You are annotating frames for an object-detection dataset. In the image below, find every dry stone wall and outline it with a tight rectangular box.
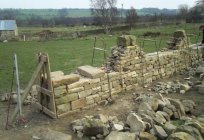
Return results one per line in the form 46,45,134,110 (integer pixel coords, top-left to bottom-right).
51,34,203,117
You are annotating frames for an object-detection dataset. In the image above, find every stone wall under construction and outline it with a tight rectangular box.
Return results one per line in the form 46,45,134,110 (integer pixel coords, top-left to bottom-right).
51,34,203,118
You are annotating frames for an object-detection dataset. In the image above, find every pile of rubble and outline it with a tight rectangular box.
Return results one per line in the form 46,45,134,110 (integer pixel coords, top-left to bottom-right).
0,86,38,105
167,30,188,50
107,34,147,73
151,81,191,94
71,93,204,140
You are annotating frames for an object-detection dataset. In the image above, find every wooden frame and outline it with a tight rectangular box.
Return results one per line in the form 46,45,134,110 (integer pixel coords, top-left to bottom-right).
9,53,57,124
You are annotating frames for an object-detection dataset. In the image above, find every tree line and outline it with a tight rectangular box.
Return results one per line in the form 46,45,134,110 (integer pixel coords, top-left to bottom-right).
0,0,203,31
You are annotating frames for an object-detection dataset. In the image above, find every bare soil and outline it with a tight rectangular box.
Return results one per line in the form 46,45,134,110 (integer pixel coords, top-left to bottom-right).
0,74,204,140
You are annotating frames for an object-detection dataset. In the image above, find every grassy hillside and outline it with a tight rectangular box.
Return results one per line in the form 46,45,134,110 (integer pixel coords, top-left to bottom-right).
0,23,201,92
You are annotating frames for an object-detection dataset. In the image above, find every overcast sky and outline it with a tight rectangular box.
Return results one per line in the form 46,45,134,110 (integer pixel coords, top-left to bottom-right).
0,0,197,9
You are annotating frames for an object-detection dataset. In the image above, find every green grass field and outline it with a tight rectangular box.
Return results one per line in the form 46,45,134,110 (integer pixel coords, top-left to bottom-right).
0,23,202,92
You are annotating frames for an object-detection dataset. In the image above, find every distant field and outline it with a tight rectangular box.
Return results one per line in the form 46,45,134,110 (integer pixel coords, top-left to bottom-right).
15,8,177,19
0,23,202,92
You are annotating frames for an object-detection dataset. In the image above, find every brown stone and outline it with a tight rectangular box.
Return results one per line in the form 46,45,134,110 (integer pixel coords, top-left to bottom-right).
77,65,105,79
139,132,157,140
51,71,64,79
52,74,80,87
78,90,92,98
71,98,87,110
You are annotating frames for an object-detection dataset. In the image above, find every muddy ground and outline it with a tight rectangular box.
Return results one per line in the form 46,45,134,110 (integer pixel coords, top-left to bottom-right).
0,74,204,140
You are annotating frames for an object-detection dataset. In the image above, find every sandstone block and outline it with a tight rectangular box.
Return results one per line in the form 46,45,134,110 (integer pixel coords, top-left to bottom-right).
57,103,71,114
67,93,78,102
71,98,87,110
78,90,92,98
54,86,67,98
52,74,80,87
51,71,64,79
68,87,84,94
77,65,105,79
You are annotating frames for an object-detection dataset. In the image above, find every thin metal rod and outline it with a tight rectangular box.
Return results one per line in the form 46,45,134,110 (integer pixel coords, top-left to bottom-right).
91,37,97,65
10,61,44,123
14,54,22,116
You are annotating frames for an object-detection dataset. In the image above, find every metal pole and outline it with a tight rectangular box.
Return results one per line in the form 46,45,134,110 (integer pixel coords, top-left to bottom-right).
91,37,97,65
14,54,22,116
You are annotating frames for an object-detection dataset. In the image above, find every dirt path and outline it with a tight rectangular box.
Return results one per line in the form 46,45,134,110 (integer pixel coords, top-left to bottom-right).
1,76,204,140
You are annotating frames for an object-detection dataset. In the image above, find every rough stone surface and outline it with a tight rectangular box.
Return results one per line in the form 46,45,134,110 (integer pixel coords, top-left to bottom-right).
167,132,195,140
52,74,80,87
71,98,86,110
139,132,157,140
51,71,64,78
83,119,105,136
175,125,203,140
168,99,185,116
154,125,168,140
77,65,105,79
164,122,177,135
105,131,136,140
126,113,146,133
112,124,123,131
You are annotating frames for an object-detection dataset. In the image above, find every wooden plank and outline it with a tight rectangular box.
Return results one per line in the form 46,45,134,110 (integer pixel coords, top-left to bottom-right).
35,102,57,119
43,53,57,115
10,61,45,123
36,85,52,96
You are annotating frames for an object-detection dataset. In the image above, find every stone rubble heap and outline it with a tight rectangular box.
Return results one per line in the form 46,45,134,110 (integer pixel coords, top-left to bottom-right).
71,93,204,140
0,86,38,105
167,30,188,50
152,81,191,94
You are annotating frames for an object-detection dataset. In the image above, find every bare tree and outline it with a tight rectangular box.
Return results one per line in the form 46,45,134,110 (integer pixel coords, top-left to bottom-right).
90,0,119,33
178,4,189,22
125,7,138,29
196,0,204,6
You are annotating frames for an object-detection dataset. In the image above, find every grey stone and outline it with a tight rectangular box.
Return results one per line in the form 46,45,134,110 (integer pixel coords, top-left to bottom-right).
198,85,204,94
167,132,196,140
185,120,204,138
168,99,185,116
154,125,168,140
139,132,157,140
77,131,83,138
196,66,204,74
83,118,105,136
94,114,109,124
158,111,170,121
138,102,153,112
126,113,146,133
105,131,136,140
112,124,123,131
164,122,177,135
175,125,203,140
155,111,166,125
163,107,173,117
182,100,196,113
